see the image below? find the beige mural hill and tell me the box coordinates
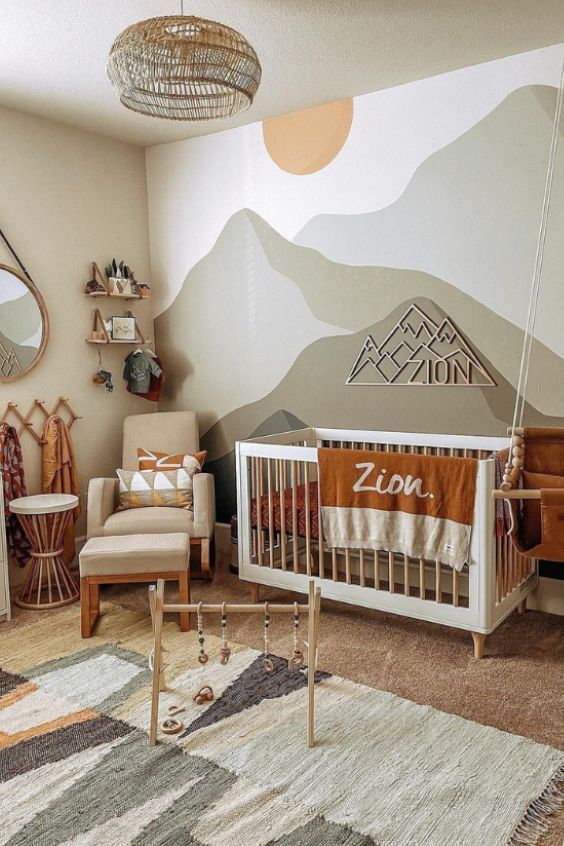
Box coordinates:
[155,209,349,432]
[295,85,564,364]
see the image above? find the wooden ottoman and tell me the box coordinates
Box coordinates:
[79,533,190,637]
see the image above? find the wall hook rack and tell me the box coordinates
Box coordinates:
[1,397,81,445]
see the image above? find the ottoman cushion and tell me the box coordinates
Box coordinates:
[80,533,190,577]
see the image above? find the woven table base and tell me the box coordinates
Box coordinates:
[14,510,79,609]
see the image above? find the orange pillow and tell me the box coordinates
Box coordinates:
[137,448,206,473]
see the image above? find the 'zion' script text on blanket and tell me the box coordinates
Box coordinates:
[318,448,477,570]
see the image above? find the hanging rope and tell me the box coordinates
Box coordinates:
[510,53,564,433]
[0,225,34,283]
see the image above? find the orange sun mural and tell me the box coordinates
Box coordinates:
[263,98,353,175]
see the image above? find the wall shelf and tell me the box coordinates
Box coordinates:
[85,338,152,345]
[84,262,150,301]
[86,308,148,346]
[85,291,143,301]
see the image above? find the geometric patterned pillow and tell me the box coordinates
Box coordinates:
[137,447,206,473]
[116,467,197,511]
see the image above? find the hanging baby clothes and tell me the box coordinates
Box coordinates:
[0,423,31,567]
[123,351,165,402]
[42,415,81,565]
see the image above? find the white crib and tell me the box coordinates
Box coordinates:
[235,428,538,657]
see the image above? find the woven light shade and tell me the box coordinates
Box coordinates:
[107,16,261,121]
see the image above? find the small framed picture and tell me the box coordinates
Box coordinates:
[111,315,136,342]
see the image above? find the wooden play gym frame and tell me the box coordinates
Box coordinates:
[148,578,322,748]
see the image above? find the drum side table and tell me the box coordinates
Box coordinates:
[11,494,79,609]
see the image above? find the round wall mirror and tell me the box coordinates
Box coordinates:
[0,263,48,381]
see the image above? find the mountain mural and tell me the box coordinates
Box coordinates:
[153,75,564,524]
[347,304,495,386]
[294,85,564,361]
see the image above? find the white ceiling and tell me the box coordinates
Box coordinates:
[1,0,564,148]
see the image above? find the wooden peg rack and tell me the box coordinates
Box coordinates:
[1,397,81,445]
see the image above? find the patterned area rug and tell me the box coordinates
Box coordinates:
[1,603,563,846]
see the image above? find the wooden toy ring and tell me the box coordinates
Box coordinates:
[167,704,186,716]
[193,685,214,705]
[161,717,184,734]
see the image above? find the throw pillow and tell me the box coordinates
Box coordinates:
[116,467,197,510]
[137,447,206,473]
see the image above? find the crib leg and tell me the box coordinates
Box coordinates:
[517,599,526,615]
[471,632,486,660]
[250,583,260,603]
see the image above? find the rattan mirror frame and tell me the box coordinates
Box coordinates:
[0,263,49,382]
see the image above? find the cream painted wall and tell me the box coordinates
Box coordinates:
[0,105,153,584]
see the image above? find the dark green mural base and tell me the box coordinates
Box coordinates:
[204,410,307,522]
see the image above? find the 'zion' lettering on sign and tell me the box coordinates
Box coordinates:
[346,304,496,386]
[353,463,434,499]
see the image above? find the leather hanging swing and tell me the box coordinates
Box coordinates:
[493,54,564,562]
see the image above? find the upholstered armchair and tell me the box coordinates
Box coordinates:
[87,411,215,577]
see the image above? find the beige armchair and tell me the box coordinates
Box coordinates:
[87,411,215,577]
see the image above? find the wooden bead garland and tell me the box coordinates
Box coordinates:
[219,601,231,665]
[197,602,209,664]
[263,601,274,673]
[289,601,304,670]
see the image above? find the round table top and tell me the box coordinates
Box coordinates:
[10,493,79,515]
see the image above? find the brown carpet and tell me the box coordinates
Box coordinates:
[7,553,564,845]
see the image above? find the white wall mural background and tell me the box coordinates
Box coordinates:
[146,42,564,520]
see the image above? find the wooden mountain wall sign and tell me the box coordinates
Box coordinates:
[346,304,496,387]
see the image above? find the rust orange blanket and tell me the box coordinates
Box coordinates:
[318,448,477,570]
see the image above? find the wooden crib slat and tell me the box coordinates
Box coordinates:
[250,458,256,559]
[452,568,459,607]
[291,461,298,574]
[278,459,287,571]
[403,555,410,597]
[388,551,394,593]
[267,459,275,568]
[257,458,264,566]
[304,462,311,576]
[317,475,324,580]
[345,548,352,584]
[374,551,380,590]
[435,561,442,603]
[419,559,425,599]
[332,548,338,581]
[359,549,366,587]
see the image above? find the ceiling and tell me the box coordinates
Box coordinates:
[1,0,564,148]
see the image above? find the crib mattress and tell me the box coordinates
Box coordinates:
[251,482,319,540]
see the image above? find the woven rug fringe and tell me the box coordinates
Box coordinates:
[507,763,564,846]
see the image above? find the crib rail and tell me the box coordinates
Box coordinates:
[236,428,537,634]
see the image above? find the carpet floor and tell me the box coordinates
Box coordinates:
[4,557,564,844]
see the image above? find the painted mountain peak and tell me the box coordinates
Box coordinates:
[346,304,496,386]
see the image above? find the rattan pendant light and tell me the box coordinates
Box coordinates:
[107,10,261,121]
